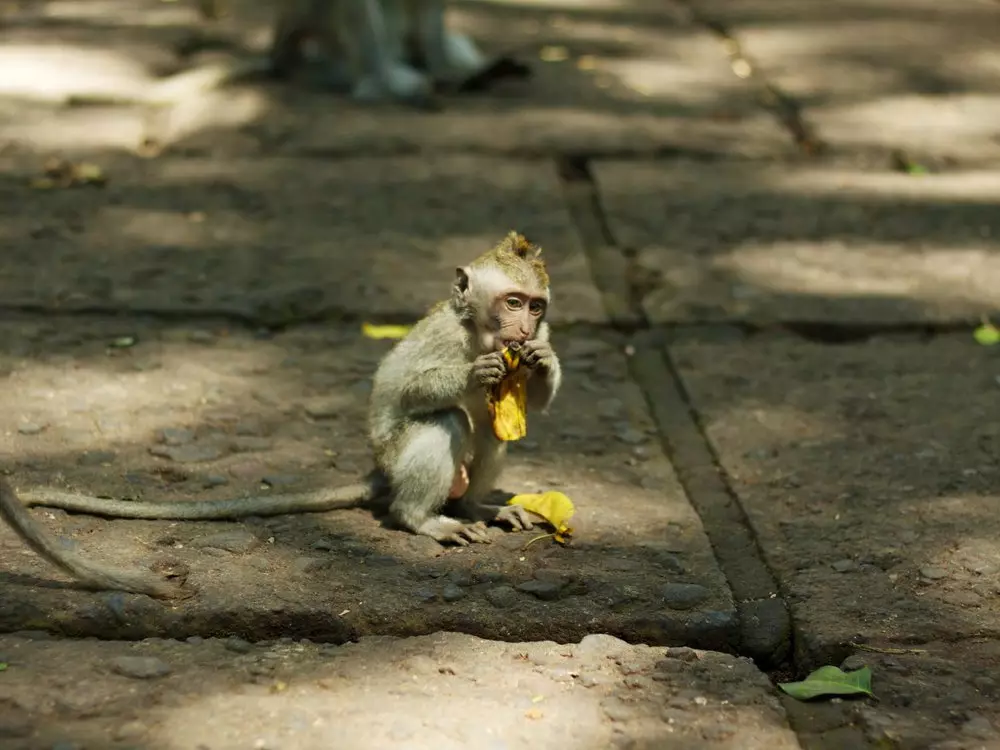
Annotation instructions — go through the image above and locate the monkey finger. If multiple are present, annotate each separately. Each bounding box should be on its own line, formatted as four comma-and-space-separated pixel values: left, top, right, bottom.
459, 521, 492, 544
493, 505, 533, 531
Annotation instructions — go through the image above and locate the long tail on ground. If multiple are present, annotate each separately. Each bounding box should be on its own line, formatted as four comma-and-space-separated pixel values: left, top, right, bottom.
0, 478, 188, 599
19, 472, 388, 520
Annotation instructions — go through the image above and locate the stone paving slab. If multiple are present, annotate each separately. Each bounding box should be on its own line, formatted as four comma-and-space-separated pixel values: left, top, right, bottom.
0, 631, 802, 750
0, 317, 735, 648
592, 159, 1000, 323
0, 153, 603, 325
0, 0, 790, 158
668, 330, 1000, 665
687, 0, 1000, 165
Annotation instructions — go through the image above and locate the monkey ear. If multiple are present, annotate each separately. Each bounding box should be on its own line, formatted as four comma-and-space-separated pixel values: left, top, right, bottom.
454, 267, 470, 294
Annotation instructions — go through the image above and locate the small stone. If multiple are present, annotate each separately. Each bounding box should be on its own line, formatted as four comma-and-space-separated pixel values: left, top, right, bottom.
920, 566, 948, 580
192, 529, 260, 553
601, 699, 635, 723
311, 538, 336, 551
203, 474, 229, 488
441, 584, 466, 602
578, 674, 602, 688
149, 444, 224, 463
292, 557, 328, 574
186, 636, 204, 645
831, 559, 857, 573
17, 422, 44, 435
224, 637, 252, 654
303, 399, 342, 419
78, 450, 116, 466
660, 583, 710, 610
664, 646, 700, 662
110, 655, 171, 679
517, 579, 564, 601
114, 720, 147, 740
576, 634, 630, 657
484, 585, 519, 608
158, 427, 195, 446
532, 568, 571, 586
261, 474, 302, 488
615, 426, 646, 445
414, 587, 437, 602
188, 330, 216, 343
841, 654, 868, 671
234, 421, 263, 436
446, 571, 474, 587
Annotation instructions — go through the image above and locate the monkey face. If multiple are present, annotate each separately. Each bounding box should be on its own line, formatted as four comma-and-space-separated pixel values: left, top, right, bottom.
491, 290, 547, 350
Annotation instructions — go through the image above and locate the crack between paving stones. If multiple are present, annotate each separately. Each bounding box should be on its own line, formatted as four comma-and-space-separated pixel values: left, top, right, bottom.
555, 157, 795, 671
667, 0, 826, 158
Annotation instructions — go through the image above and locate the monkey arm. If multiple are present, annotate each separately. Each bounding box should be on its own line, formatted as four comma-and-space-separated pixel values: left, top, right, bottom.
398, 364, 475, 414
526, 357, 561, 412
523, 324, 561, 412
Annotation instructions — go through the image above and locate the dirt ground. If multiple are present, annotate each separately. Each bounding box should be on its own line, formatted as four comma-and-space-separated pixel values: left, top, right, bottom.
0, 632, 801, 750
0, 317, 732, 647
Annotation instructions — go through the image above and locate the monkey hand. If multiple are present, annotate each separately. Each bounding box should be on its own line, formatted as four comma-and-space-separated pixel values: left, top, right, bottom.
521, 339, 555, 371
473, 351, 508, 389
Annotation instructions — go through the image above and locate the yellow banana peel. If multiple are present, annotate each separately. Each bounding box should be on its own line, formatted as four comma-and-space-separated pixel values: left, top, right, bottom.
488, 347, 529, 441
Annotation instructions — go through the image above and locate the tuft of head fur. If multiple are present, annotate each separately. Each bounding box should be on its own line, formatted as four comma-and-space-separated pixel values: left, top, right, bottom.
470, 231, 549, 288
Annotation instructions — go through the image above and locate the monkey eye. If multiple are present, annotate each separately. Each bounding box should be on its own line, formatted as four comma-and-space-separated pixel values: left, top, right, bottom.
529, 300, 546, 315
506, 296, 524, 310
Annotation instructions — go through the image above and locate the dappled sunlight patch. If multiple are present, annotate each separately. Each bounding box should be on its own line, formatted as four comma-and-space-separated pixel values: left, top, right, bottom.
718, 242, 997, 309
0, 338, 287, 450
816, 94, 1000, 157
0, 44, 152, 102
769, 168, 1000, 202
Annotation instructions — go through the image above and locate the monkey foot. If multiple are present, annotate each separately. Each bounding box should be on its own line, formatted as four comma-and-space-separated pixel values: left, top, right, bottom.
416, 516, 491, 546
491, 504, 535, 531
448, 464, 470, 499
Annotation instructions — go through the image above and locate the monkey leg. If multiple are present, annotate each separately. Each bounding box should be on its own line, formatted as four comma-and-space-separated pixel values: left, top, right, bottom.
386, 410, 491, 545
457, 437, 534, 533
411, 0, 488, 85
350, 0, 435, 105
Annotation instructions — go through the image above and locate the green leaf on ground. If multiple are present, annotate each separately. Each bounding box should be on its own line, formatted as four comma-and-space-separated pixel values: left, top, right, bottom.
974, 323, 1000, 346
777, 665, 874, 701
0, 663, 7, 672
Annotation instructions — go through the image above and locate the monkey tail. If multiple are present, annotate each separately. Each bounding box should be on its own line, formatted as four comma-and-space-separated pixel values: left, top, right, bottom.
19, 472, 388, 521
0, 479, 189, 599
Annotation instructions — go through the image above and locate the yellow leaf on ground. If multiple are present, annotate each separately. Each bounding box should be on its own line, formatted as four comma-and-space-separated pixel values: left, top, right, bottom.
361, 323, 412, 340
507, 491, 575, 537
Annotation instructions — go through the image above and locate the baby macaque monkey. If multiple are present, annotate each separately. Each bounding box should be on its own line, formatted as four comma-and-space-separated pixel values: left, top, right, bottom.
269, 0, 493, 106
368, 231, 561, 542
0, 232, 561, 596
